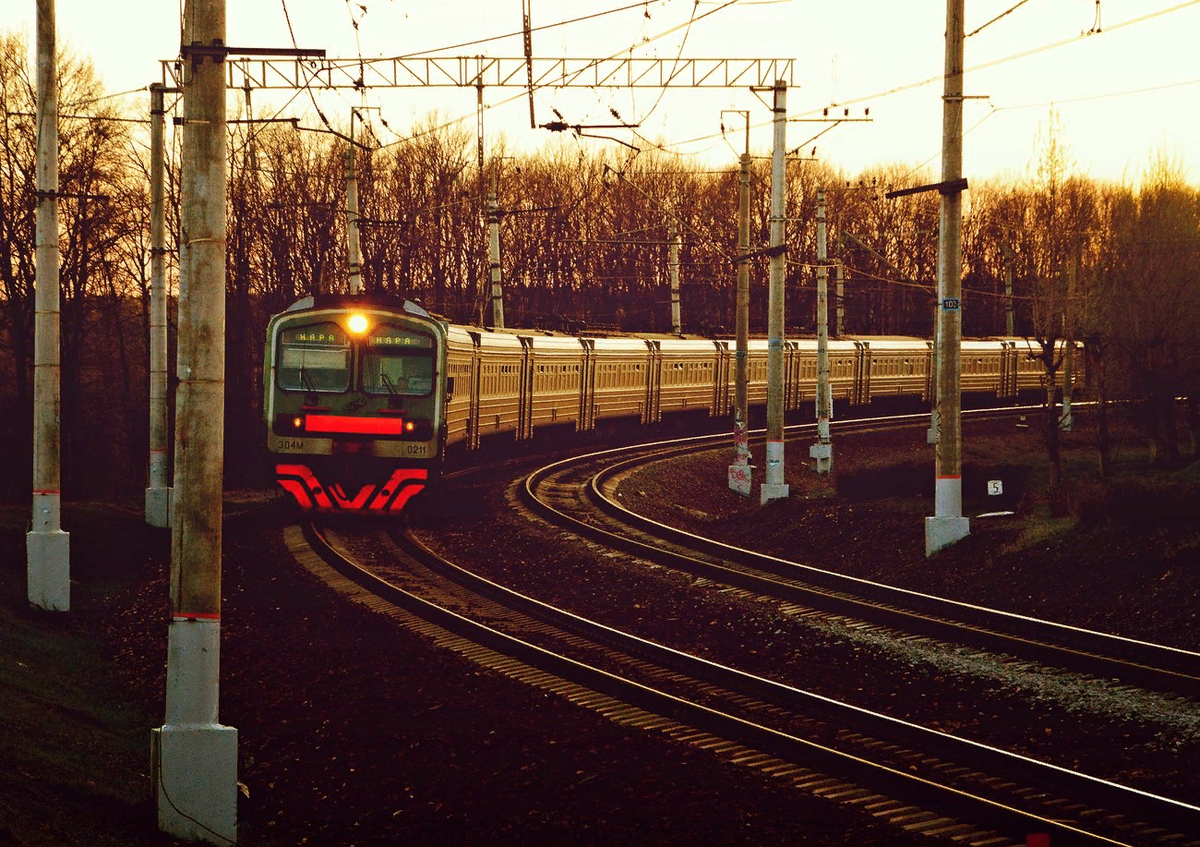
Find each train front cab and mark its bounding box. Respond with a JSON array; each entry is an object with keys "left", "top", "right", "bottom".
[{"left": 265, "top": 297, "right": 448, "bottom": 514}]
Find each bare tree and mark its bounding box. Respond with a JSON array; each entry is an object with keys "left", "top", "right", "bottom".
[
  {"left": 1023, "top": 111, "right": 1099, "bottom": 507},
  {"left": 1103, "top": 153, "right": 1200, "bottom": 465}
]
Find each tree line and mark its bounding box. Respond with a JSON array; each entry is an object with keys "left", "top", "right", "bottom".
[{"left": 1, "top": 34, "right": 1197, "bottom": 501}]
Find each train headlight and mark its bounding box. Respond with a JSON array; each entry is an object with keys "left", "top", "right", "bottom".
[
  {"left": 347, "top": 313, "right": 369, "bottom": 335},
  {"left": 291, "top": 416, "right": 304, "bottom": 430}
]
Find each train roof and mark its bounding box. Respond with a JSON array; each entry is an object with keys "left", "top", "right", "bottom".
[{"left": 284, "top": 293, "right": 432, "bottom": 318}]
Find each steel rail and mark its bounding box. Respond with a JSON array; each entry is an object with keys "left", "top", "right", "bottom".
[
  {"left": 298, "top": 516, "right": 1199, "bottom": 845},
  {"left": 521, "top": 410, "right": 1200, "bottom": 697}
]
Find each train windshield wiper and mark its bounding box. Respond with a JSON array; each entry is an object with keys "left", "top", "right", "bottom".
[
  {"left": 380, "top": 371, "right": 398, "bottom": 395},
  {"left": 299, "top": 366, "right": 316, "bottom": 393}
]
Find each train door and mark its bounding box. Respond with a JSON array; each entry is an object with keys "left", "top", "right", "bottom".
[
  {"left": 713, "top": 341, "right": 730, "bottom": 417},
  {"left": 924, "top": 341, "right": 935, "bottom": 404},
  {"left": 852, "top": 340, "right": 871, "bottom": 405},
  {"left": 782, "top": 341, "right": 798, "bottom": 410},
  {"left": 467, "top": 331, "right": 483, "bottom": 449},
  {"left": 578, "top": 338, "right": 596, "bottom": 432},
  {"left": 643, "top": 340, "right": 662, "bottom": 424},
  {"left": 517, "top": 336, "right": 535, "bottom": 441},
  {"left": 1000, "top": 340, "right": 1018, "bottom": 402}
]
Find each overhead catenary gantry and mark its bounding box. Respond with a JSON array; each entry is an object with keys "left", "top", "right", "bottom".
[{"left": 158, "top": 55, "right": 794, "bottom": 92}]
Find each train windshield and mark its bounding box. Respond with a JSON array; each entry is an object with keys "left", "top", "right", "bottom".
[
  {"left": 277, "top": 322, "right": 351, "bottom": 393},
  {"left": 362, "top": 324, "right": 435, "bottom": 396}
]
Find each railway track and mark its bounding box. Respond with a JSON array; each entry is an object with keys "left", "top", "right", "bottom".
[
  {"left": 285, "top": 412, "right": 1200, "bottom": 846},
  {"left": 525, "top": 416, "right": 1200, "bottom": 702}
]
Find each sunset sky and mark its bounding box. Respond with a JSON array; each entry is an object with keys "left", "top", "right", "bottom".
[{"left": 7, "top": 0, "right": 1199, "bottom": 183}]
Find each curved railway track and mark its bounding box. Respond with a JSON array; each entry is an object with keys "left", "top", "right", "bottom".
[
  {"left": 526, "top": 415, "right": 1200, "bottom": 701},
  {"left": 285, "top": 410, "right": 1200, "bottom": 846}
]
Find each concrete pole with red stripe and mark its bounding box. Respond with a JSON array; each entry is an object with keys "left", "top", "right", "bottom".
[
  {"left": 152, "top": 0, "right": 238, "bottom": 841},
  {"left": 926, "top": 0, "right": 971, "bottom": 555},
  {"left": 27, "top": 0, "right": 70, "bottom": 612},
  {"left": 760, "top": 80, "right": 789, "bottom": 504}
]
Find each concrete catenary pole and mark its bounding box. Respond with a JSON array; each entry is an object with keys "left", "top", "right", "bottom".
[
  {"left": 835, "top": 259, "right": 845, "bottom": 338},
  {"left": 669, "top": 218, "right": 681, "bottom": 335},
  {"left": 728, "top": 148, "right": 752, "bottom": 494},
  {"left": 1002, "top": 243, "right": 1015, "bottom": 337},
  {"left": 145, "top": 83, "right": 172, "bottom": 528},
  {"left": 761, "top": 80, "right": 789, "bottom": 505},
  {"left": 487, "top": 188, "right": 505, "bottom": 328},
  {"left": 152, "top": 0, "right": 238, "bottom": 842},
  {"left": 810, "top": 189, "right": 832, "bottom": 474},
  {"left": 346, "top": 110, "right": 362, "bottom": 295},
  {"left": 926, "top": 0, "right": 970, "bottom": 556},
  {"left": 28, "top": 0, "right": 70, "bottom": 611},
  {"left": 1061, "top": 246, "right": 1077, "bottom": 431}
]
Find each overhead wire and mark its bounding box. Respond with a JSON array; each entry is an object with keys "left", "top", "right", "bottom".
[
  {"left": 663, "top": 0, "right": 1200, "bottom": 161},
  {"left": 395, "top": 0, "right": 691, "bottom": 59},
  {"left": 373, "top": 0, "right": 743, "bottom": 154},
  {"left": 278, "top": 0, "right": 361, "bottom": 144},
  {"left": 824, "top": 0, "right": 1200, "bottom": 115},
  {"left": 966, "top": 0, "right": 1033, "bottom": 38}
]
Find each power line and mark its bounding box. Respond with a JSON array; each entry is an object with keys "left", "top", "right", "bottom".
[
  {"left": 395, "top": 0, "right": 695, "bottom": 59},
  {"left": 821, "top": 0, "right": 1200, "bottom": 115},
  {"left": 966, "top": 0, "right": 1033, "bottom": 38},
  {"left": 369, "top": 1, "right": 747, "bottom": 157},
  {"left": 666, "top": 2, "right": 1199, "bottom": 165}
]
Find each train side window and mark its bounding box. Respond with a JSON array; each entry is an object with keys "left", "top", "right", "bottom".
[{"left": 277, "top": 321, "right": 351, "bottom": 393}]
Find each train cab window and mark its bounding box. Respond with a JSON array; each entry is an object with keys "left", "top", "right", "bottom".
[
  {"left": 277, "top": 322, "right": 351, "bottom": 392},
  {"left": 362, "top": 325, "right": 435, "bottom": 396}
]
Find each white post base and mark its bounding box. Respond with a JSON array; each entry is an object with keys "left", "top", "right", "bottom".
[
  {"left": 27, "top": 530, "right": 70, "bottom": 611},
  {"left": 760, "top": 482, "right": 790, "bottom": 505},
  {"left": 152, "top": 724, "right": 238, "bottom": 845},
  {"left": 145, "top": 485, "right": 173, "bottom": 528},
  {"left": 809, "top": 441, "right": 832, "bottom": 474},
  {"left": 925, "top": 515, "right": 970, "bottom": 556}
]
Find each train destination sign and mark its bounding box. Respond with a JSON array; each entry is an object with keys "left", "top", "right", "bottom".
[
  {"left": 282, "top": 324, "right": 348, "bottom": 346},
  {"left": 370, "top": 329, "right": 433, "bottom": 349}
]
